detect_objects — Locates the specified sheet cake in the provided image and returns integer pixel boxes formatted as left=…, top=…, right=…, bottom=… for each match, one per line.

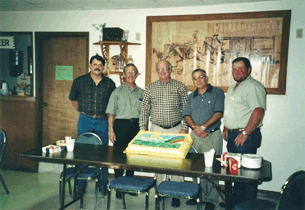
left=125, top=131, right=193, bottom=158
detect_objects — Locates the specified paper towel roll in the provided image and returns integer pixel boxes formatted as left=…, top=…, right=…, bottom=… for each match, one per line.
left=241, top=154, right=263, bottom=169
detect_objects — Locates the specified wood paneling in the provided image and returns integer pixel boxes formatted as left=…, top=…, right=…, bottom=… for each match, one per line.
left=0, top=100, right=37, bottom=171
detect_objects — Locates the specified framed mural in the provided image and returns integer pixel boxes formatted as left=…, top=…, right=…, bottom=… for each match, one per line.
left=146, top=10, right=291, bottom=94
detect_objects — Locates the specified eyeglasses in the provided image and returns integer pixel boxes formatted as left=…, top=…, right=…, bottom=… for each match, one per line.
left=157, top=67, right=169, bottom=72
left=125, top=71, right=137, bottom=75
left=193, top=75, right=206, bottom=80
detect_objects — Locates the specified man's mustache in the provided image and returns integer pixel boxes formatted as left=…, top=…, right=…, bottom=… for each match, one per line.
left=94, top=68, right=101, bottom=71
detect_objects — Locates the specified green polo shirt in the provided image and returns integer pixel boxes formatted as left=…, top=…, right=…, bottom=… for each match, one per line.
left=224, top=75, right=266, bottom=129
left=106, top=83, right=144, bottom=119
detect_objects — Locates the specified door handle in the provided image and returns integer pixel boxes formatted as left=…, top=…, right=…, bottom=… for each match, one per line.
left=42, top=102, right=48, bottom=107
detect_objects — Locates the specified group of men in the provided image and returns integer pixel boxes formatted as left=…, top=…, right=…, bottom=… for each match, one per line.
left=69, top=54, right=266, bottom=210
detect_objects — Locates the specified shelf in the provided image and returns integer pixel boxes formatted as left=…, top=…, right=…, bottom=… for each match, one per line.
left=93, top=41, right=141, bottom=46
left=93, top=41, right=141, bottom=64
left=94, top=41, right=141, bottom=85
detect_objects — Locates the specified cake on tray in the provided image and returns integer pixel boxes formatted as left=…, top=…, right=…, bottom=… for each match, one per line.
left=126, top=153, right=192, bottom=169
left=125, top=131, right=193, bottom=158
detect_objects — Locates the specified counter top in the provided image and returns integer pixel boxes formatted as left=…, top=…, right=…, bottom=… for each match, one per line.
left=0, top=95, right=35, bottom=102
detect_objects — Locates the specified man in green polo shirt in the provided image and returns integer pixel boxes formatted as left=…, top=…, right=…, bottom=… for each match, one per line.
left=223, top=57, right=266, bottom=206
left=106, top=63, right=144, bottom=199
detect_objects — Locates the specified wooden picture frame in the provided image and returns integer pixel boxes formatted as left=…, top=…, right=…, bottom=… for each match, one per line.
left=146, top=10, right=291, bottom=94
left=27, top=46, right=33, bottom=75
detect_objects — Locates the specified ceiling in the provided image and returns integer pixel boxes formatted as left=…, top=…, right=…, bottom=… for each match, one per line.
left=0, top=0, right=277, bottom=12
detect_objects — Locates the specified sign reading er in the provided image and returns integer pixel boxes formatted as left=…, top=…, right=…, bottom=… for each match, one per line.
left=0, top=37, right=15, bottom=49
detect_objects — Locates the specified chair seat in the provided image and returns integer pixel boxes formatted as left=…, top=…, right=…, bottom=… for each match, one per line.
left=110, top=176, right=155, bottom=192
left=157, top=181, right=199, bottom=197
left=235, top=199, right=276, bottom=210
left=61, top=167, right=101, bottom=179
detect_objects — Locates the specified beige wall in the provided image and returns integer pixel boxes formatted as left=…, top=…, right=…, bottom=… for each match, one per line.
left=0, top=0, right=304, bottom=192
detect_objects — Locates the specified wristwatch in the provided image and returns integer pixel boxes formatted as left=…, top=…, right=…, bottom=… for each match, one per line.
left=242, top=130, right=249, bottom=136
left=201, top=125, right=206, bottom=131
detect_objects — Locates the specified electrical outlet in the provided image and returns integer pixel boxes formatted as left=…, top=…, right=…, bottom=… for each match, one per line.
left=136, top=33, right=141, bottom=41
left=296, top=29, right=303, bottom=38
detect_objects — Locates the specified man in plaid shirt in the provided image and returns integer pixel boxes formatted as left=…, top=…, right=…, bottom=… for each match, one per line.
left=69, top=54, right=116, bottom=196
left=139, top=60, right=189, bottom=208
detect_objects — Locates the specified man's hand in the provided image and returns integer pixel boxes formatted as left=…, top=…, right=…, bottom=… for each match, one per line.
left=223, top=127, right=228, bottom=142
left=234, top=133, right=248, bottom=147
left=179, top=129, right=188, bottom=134
left=109, top=129, right=116, bottom=144
left=192, top=125, right=208, bottom=138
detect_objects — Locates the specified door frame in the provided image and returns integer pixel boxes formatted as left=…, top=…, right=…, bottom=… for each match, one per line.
left=35, top=32, right=89, bottom=149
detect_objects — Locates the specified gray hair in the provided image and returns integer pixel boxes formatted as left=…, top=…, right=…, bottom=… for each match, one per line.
left=123, top=63, right=138, bottom=74
left=155, top=60, right=172, bottom=71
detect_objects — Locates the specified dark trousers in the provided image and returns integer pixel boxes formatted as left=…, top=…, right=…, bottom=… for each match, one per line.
left=227, top=128, right=262, bottom=205
left=113, top=118, right=139, bottom=178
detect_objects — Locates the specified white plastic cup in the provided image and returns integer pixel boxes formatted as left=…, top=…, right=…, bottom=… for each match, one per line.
left=66, top=152, right=74, bottom=159
left=66, top=139, right=75, bottom=152
left=204, top=149, right=215, bottom=167
left=65, top=136, right=72, bottom=141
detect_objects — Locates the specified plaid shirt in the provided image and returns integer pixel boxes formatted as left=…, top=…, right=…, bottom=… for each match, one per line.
left=69, top=73, right=116, bottom=116
left=139, top=79, right=189, bottom=130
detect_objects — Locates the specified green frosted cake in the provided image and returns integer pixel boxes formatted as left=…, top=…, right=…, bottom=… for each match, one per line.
left=125, top=131, right=193, bottom=158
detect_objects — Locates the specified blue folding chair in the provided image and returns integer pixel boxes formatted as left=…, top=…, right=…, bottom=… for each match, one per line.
left=155, top=146, right=202, bottom=210
left=59, top=132, right=103, bottom=209
left=235, top=170, right=305, bottom=210
left=0, top=129, right=9, bottom=194
left=107, top=175, right=156, bottom=210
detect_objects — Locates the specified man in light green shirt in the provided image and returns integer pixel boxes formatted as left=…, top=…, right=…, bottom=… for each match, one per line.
left=105, top=63, right=144, bottom=199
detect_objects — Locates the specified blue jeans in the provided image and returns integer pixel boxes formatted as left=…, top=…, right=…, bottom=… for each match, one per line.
left=227, top=128, right=261, bottom=205
left=77, top=113, right=109, bottom=190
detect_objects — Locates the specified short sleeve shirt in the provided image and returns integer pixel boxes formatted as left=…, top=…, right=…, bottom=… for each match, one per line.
left=223, top=75, right=266, bottom=129
left=183, top=85, right=225, bottom=131
left=106, top=83, right=144, bottom=119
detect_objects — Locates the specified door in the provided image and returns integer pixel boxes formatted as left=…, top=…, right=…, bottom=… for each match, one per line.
left=36, top=32, right=89, bottom=146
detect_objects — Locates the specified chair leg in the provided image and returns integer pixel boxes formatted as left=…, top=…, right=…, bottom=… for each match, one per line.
left=155, top=195, right=159, bottom=210
left=68, top=180, right=72, bottom=198
left=197, top=198, right=201, bottom=210
left=145, top=191, right=149, bottom=210
left=58, top=180, right=62, bottom=209
left=107, top=188, right=112, bottom=210
left=94, top=179, right=99, bottom=210
left=0, top=174, right=9, bottom=194
left=162, top=197, right=165, bottom=210
left=122, top=192, right=127, bottom=209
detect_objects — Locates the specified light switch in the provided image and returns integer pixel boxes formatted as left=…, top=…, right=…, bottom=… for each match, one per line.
left=136, top=33, right=141, bottom=41
left=296, top=29, right=303, bottom=38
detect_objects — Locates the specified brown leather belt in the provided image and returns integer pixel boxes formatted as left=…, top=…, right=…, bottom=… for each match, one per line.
left=82, top=112, right=107, bottom=119
left=228, top=128, right=244, bottom=133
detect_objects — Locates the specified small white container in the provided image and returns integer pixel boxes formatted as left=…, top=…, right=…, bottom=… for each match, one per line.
left=66, top=139, right=75, bottom=152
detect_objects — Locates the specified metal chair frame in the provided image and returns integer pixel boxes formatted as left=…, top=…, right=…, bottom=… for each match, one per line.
left=156, top=176, right=202, bottom=210
left=107, top=175, right=156, bottom=210
left=58, top=132, right=103, bottom=209
left=0, top=129, right=9, bottom=194
left=235, top=170, right=305, bottom=210
left=155, top=146, right=202, bottom=210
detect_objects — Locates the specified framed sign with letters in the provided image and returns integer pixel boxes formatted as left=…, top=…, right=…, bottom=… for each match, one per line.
left=146, top=10, right=291, bottom=94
